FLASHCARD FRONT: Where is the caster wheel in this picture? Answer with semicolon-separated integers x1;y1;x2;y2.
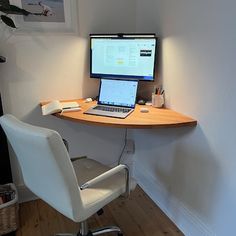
117;233;123;236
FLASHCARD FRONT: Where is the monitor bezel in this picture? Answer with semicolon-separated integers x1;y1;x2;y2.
90;33;158;81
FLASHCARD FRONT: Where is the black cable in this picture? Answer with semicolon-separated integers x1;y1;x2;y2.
118;128;128;164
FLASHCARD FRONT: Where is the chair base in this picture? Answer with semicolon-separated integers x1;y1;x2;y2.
55;223;123;236
89;226;122;236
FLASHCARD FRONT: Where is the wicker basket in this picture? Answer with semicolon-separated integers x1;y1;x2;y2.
0;184;19;235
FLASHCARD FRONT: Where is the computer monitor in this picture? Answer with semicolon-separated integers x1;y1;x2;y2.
90;34;157;81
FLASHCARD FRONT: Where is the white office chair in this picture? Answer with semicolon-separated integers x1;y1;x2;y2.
0;114;135;236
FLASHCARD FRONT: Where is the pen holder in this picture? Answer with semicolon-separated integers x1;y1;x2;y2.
152;94;164;108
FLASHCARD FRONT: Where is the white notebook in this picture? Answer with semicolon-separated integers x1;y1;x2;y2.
42;100;80;116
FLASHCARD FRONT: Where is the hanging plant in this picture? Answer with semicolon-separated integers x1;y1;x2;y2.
0;0;31;28
0;0;32;62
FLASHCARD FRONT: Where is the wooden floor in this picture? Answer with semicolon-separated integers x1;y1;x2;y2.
16;186;183;236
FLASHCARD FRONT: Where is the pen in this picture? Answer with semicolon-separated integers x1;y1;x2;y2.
60;107;81;114
153;86;157;94
161;90;165;95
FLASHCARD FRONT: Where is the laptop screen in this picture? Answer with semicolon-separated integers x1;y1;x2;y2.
98;79;138;108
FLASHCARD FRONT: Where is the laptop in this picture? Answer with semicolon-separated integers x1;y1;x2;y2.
84;78;138;119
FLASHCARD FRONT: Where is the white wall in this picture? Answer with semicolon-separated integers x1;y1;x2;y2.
135;0;236;235
0;0;136;199
2;1;235;235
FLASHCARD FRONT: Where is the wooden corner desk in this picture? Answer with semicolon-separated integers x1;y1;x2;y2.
41;99;197;129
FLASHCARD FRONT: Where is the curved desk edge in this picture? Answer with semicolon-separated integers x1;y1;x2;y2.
40;99;197;129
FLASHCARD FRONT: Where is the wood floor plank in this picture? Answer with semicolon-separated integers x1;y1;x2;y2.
37;200;78;235
133;187;183;235
17;200;41;236
16;186;183;236
116;197;164;235
108;198;145;235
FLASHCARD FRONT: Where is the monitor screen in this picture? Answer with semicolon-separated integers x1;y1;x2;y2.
90;34;157;81
98;79;138;108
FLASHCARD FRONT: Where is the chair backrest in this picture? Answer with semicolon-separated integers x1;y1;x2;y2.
0;114;83;221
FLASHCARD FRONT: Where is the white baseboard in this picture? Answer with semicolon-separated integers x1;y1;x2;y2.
17;184;38;203
134;164;215;236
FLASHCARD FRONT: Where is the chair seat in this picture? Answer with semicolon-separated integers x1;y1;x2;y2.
72;158;136;221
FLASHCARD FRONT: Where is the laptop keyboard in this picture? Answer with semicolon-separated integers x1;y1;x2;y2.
94;106;131;113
